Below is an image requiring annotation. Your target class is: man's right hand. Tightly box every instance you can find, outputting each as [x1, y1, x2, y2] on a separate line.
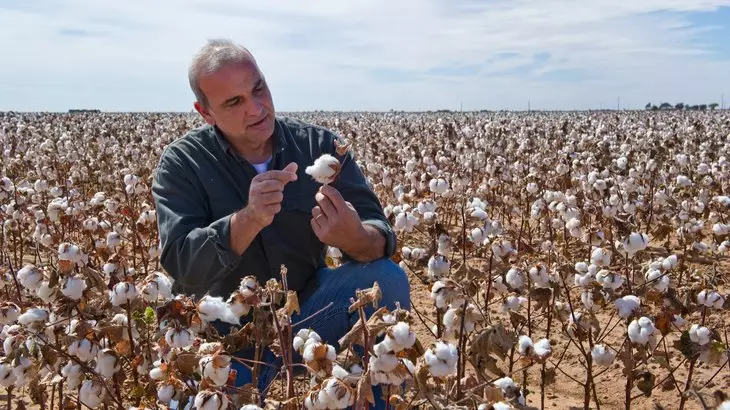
[242, 162, 298, 229]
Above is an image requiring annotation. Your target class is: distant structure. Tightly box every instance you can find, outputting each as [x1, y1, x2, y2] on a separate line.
[68, 109, 101, 113]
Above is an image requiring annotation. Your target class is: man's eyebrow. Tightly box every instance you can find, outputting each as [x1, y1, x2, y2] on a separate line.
[253, 78, 264, 89]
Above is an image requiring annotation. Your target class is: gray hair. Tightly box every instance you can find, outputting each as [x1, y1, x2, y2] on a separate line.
[188, 39, 255, 108]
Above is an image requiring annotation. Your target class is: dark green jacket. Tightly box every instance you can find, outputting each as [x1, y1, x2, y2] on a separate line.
[151, 116, 395, 300]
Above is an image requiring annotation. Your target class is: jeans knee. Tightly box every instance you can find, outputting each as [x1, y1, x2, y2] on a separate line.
[359, 258, 410, 310]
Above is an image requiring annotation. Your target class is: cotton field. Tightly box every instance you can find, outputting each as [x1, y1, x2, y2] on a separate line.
[1, 110, 729, 410]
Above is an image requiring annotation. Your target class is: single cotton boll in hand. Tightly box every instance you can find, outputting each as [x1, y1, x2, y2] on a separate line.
[591, 345, 614, 366]
[305, 154, 340, 184]
[689, 324, 711, 346]
[615, 295, 641, 319]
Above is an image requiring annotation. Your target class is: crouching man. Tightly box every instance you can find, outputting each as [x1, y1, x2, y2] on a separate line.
[151, 38, 410, 408]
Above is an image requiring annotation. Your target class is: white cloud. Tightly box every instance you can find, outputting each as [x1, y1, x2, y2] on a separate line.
[1, 0, 729, 111]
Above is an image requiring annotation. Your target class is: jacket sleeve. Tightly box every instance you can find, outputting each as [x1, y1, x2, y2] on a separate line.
[151, 147, 241, 296]
[322, 132, 397, 260]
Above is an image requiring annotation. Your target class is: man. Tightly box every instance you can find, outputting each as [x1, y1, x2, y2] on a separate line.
[151, 39, 410, 406]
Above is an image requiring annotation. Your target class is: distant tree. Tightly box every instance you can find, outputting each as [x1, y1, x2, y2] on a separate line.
[651, 105, 659, 111]
[659, 102, 672, 110]
[689, 105, 699, 110]
[645, 102, 652, 110]
[699, 104, 707, 111]
[675, 102, 685, 110]
[709, 103, 719, 110]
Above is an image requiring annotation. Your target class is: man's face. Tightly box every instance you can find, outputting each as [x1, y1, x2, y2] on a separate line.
[194, 58, 276, 147]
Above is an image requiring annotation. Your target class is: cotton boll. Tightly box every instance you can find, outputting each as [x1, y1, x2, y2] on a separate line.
[697, 290, 725, 309]
[18, 307, 49, 327]
[591, 345, 614, 366]
[0, 362, 16, 388]
[61, 275, 87, 300]
[622, 233, 649, 256]
[370, 342, 399, 373]
[517, 335, 533, 356]
[501, 295, 526, 312]
[533, 338, 552, 358]
[529, 265, 551, 287]
[427, 255, 450, 279]
[574, 261, 589, 273]
[383, 322, 416, 352]
[194, 390, 229, 410]
[628, 317, 656, 345]
[165, 327, 194, 349]
[596, 270, 623, 290]
[17, 264, 43, 290]
[505, 268, 525, 290]
[200, 354, 231, 386]
[157, 384, 175, 403]
[68, 338, 99, 362]
[424, 341, 458, 377]
[590, 248, 611, 267]
[689, 324, 711, 346]
[645, 268, 669, 292]
[615, 295, 641, 319]
[574, 271, 594, 288]
[305, 154, 340, 184]
[198, 295, 239, 325]
[109, 282, 137, 306]
[0, 303, 21, 325]
[79, 380, 105, 409]
[94, 348, 121, 379]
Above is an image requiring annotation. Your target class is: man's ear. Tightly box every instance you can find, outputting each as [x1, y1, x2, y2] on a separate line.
[194, 101, 215, 125]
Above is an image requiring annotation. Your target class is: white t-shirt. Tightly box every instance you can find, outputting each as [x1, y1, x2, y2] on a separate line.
[252, 157, 272, 174]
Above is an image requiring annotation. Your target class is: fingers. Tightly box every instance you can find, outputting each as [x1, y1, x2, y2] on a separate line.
[311, 206, 323, 218]
[319, 185, 346, 212]
[315, 191, 338, 218]
[282, 162, 298, 174]
[258, 191, 284, 205]
[255, 180, 285, 194]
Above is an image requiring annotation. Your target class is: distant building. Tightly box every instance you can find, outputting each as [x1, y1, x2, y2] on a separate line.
[68, 109, 101, 113]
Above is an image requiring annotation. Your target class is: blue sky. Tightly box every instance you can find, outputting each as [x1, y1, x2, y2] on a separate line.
[1, 0, 729, 112]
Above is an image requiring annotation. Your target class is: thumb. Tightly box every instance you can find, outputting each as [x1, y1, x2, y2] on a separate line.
[282, 162, 298, 180]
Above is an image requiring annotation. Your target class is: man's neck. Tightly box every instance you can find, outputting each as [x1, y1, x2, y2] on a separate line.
[232, 137, 273, 164]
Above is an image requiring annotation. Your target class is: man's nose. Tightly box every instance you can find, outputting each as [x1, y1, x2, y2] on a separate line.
[245, 98, 265, 117]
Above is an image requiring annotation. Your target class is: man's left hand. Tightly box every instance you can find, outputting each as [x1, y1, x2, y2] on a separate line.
[311, 185, 367, 251]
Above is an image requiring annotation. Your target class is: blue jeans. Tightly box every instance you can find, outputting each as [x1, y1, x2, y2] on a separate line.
[226, 258, 411, 409]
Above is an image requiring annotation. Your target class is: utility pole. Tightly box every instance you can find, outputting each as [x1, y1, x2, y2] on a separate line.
[528, 98, 531, 113]
[617, 96, 620, 111]
[722, 93, 725, 110]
